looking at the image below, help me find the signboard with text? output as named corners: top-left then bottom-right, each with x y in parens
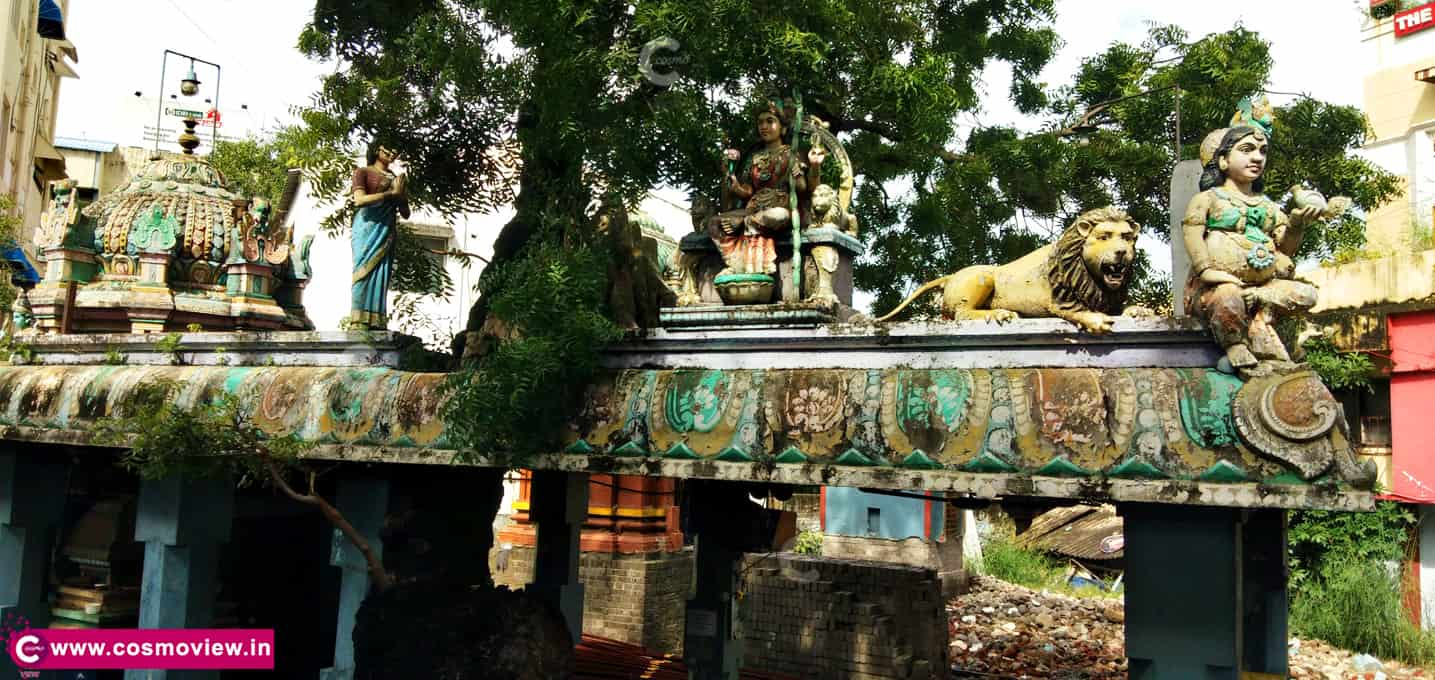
top-left (1395, 2), bottom-right (1435, 37)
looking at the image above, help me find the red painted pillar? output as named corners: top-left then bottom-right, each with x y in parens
top-left (499, 472), bottom-right (682, 554)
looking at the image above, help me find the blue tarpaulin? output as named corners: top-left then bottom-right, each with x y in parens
top-left (0, 246), bottom-right (40, 288)
top-left (37, 0), bottom-right (64, 39)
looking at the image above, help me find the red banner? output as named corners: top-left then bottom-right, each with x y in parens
top-left (1395, 2), bottom-right (1435, 38)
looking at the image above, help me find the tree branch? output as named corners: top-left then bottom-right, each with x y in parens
top-left (263, 455), bottom-right (394, 592)
top-left (824, 114), bottom-right (966, 164)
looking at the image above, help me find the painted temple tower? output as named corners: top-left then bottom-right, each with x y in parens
top-left (22, 153), bottom-right (312, 334)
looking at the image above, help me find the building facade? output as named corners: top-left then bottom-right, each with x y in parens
top-left (1, 0), bottom-right (77, 256)
top-left (1301, 0), bottom-right (1435, 627)
top-left (1360, 1), bottom-right (1435, 252)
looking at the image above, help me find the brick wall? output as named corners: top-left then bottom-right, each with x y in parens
top-left (740, 553), bottom-right (947, 680)
top-left (492, 546), bottom-right (693, 655)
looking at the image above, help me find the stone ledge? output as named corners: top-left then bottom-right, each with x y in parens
top-left (14, 330), bottom-right (420, 368)
top-left (609, 316), bottom-right (1222, 370)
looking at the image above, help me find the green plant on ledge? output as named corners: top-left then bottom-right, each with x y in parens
top-left (102, 348), bottom-right (127, 366)
top-left (155, 332), bottom-right (183, 365)
top-left (1302, 336), bottom-right (1374, 391)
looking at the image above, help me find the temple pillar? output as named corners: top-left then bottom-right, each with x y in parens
top-left (127, 475), bottom-right (234, 680)
top-left (495, 473), bottom-right (687, 651)
top-left (320, 476), bottom-right (390, 680)
top-left (1122, 504), bottom-right (1288, 679)
top-left (0, 452), bottom-right (68, 629)
top-left (684, 481), bottom-right (747, 680)
top-left (529, 470), bottom-right (589, 645)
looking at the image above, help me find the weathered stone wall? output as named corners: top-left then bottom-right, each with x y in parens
top-left (741, 554), bottom-right (947, 680)
top-left (492, 546), bottom-right (693, 655)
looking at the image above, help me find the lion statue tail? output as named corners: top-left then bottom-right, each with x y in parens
top-left (874, 275), bottom-right (953, 323)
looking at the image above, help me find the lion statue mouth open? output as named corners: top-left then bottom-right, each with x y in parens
top-left (875, 206), bottom-right (1151, 333)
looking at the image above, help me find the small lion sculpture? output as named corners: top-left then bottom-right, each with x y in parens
top-left (875, 206), bottom-right (1151, 333)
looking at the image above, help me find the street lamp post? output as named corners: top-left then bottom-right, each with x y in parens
top-left (153, 50), bottom-right (221, 155)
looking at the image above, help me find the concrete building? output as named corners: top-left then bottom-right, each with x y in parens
top-left (1359, 1), bottom-right (1435, 252)
top-left (1300, 0), bottom-right (1435, 628)
top-left (1, 0), bottom-right (77, 257)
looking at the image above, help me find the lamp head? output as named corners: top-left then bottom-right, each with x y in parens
top-left (180, 66), bottom-right (201, 97)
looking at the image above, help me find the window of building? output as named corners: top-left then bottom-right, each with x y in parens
top-left (398, 222), bottom-right (453, 296)
top-left (1339, 377), bottom-right (1393, 453)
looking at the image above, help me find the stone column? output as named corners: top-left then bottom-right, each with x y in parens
top-left (1122, 503), bottom-right (1288, 679)
top-left (0, 452), bottom-right (68, 629)
top-left (529, 471), bottom-right (589, 645)
top-left (320, 476), bottom-right (390, 680)
top-left (127, 475), bottom-right (234, 680)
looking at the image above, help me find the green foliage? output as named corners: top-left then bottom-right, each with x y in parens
top-left (441, 236), bottom-right (622, 463)
top-left (210, 126), bottom-right (353, 204)
top-left (975, 531), bottom-right (1061, 590)
top-left (1369, 1), bottom-right (1424, 20)
top-left (1290, 501), bottom-right (1415, 589)
top-left (93, 380), bottom-right (313, 482)
top-left (298, 0), bottom-right (1062, 304)
top-left (155, 332), bottom-right (183, 365)
top-left (1288, 504), bottom-right (1435, 664)
top-left (1290, 558), bottom-right (1435, 664)
top-left (858, 25), bottom-right (1399, 314)
top-left (792, 529), bottom-right (823, 556)
top-left (0, 335), bottom-right (34, 364)
top-left (102, 348), bottom-right (126, 366)
top-left (1302, 335), bottom-right (1374, 391)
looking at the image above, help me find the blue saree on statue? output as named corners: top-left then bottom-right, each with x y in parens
top-left (350, 167), bottom-right (400, 329)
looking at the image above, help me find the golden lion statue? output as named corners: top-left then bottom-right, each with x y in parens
top-left (875, 206), bottom-right (1151, 333)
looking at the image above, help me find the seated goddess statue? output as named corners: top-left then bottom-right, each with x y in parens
top-left (1182, 100), bottom-right (1345, 377)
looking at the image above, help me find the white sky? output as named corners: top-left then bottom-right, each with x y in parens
top-left (51, 0), bottom-right (1375, 306)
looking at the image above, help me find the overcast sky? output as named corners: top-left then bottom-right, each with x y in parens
top-left (51, 0), bottom-right (1375, 295)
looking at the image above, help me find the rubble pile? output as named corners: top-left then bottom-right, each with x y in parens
top-left (1289, 638), bottom-right (1428, 680)
top-left (948, 575), bottom-right (1125, 679)
top-left (949, 575), bottom-right (1431, 679)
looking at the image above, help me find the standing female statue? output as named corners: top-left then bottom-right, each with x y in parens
top-left (349, 142), bottom-right (410, 330)
top-left (708, 100), bottom-right (826, 278)
top-left (1182, 101), bottom-right (1343, 377)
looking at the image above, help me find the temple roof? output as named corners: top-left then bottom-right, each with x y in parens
top-left (0, 320), bottom-right (1374, 512)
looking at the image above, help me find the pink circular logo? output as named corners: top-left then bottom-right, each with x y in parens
top-left (10, 630), bottom-right (49, 666)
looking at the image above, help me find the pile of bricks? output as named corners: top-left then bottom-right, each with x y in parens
top-left (739, 553), bottom-right (946, 680)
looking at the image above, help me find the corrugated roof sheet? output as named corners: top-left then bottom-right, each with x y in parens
top-left (1017, 504), bottom-right (1124, 561)
top-left (53, 137), bottom-right (117, 153)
